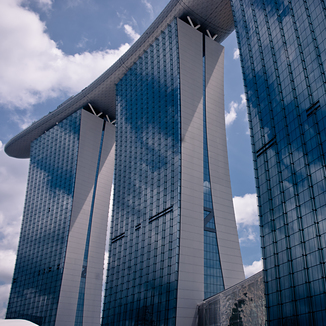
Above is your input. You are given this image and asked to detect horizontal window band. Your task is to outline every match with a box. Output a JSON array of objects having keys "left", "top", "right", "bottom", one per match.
[
  {"left": 149, "top": 206, "right": 173, "bottom": 223},
  {"left": 204, "top": 211, "right": 214, "bottom": 228},
  {"left": 256, "top": 137, "right": 276, "bottom": 158},
  {"left": 204, "top": 227, "right": 216, "bottom": 233},
  {"left": 135, "top": 223, "right": 141, "bottom": 230},
  {"left": 306, "top": 100, "right": 320, "bottom": 117},
  {"left": 111, "top": 232, "right": 125, "bottom": 243}
]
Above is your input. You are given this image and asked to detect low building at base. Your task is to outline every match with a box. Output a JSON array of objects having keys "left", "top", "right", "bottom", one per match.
[{"left": 198, "top": 271, "right": 266, "bottom": 326}]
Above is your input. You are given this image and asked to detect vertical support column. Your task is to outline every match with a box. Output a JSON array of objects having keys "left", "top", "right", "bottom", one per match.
[
  {"left": 205, "top": 37, "right": 244, "bottom": 288},
  {"left": 55, "top": 110, "right": 115, "bottom": 326},
  {"left": 83, "top": 122, "right": 115, "bottom": 325},
  {"left": 176, "top": 19, "right": 204, "bottom": 326}
]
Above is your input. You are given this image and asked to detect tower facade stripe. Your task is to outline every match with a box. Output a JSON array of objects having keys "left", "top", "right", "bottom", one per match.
[
  {"left": 205, "top": 35, "right": 245, "bottom": 289},
  {"left": 177, "top": 18, "right": 205, "bottom": 325}
]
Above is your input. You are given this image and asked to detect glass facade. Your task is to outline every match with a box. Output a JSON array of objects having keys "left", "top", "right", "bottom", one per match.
[
  {"left": 102, "top": 19, "right": 181, "bottom": 326},
  {"left": 6, "top": 110, "right": 82, "bottom": 325},
  {"left": 102, "top": 19, "right": 234, "bottom": 324},
  {"left": 231, "top": 0, "right": 326, "bottom": 324},
  {"left": 203, "top": 52, "right": 224, "bottom": 299},
  {"left": 5, "top": 1, "right": 326, "bottom": 324}
]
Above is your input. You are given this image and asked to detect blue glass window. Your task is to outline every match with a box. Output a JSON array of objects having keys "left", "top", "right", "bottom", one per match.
[
  {"left": 231, "top": 0, "right": 326, "bottom": 324},
  {"left": 102, "top": 19, "right": 181, "bottom": 326},
  {"left": 6, "top": 110, "right": 82, "bottom": 326}
]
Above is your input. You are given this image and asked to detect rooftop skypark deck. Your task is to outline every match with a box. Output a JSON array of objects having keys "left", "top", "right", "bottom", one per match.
[{"left": 5, "top": 0, "right": 234, "bottom": 159}]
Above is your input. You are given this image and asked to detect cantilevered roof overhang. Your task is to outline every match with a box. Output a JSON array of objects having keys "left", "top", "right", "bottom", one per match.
[{"left": 5, "top": 0, "right": 234, "bottom": 159}]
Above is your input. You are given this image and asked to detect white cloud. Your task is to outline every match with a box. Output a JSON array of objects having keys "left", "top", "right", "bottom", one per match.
[
  {"left": 225, "top": 101, "right": 238, "bottom": 126},
  {"left": 36, "top": 0, "right": 52, "bottom": 8},
  {"left": 244, "top": 258, "right": 263, "bottom": 278},
  {"left": 0, "top": 145, "right": 28, "bottom": 227},
  {"left": 239, "top": 226, "right": 259, "bottom": 244},
  {"left": 10, "top": 110, "right": 34, "bottom": 130},
  {"left": 26, "top": 0, "right": 53, "bottom": 11},
  {"left": 233, "top": 48, "right": 240, "bottom": 59},
  {"left": 0, "top": 0, "right": 132, "bottom": 111},
  {"left": 225, "top": 93, "right": 247, "bottom": 126},
  {"left": 233, "top": 193, "right": 259, "bottom": 226},
  {"left": 0, "top": 284, "right": 11, "bottom": 319},
  {"left": 240, "top": 93, "right": 246, "bottom": 106},
  {"left": 76, "top": 36, "right": 89, "bottom": 49},
  {"left": 141, "top": 0, "right": 154, "bottom": 18},
  {"left": 0, "top": 250, "right": 16, "bottom": 285},
  {"left": 0, "top": 141, "right": 29, "bottom": 316},
  {"left": 37, "top": 0, "right": 52, "bottom": 4},
  {"left": 0, "top": 211, "right": 22, "bottom": 254},
  {"left": 124, "top": 25, "right": 140, "bottom": 43},
  {"left": 65, "top": 0, "right": 82, "bottom": 9}
]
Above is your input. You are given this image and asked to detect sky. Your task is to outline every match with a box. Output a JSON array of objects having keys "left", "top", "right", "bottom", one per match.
[{"left": 0, "top": 0, "right": 262, "bottom": 319}]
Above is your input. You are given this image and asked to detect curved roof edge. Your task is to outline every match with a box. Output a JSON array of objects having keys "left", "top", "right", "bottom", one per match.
[{"left": 5, "top": 0, "right": 234, "bottom": 158}]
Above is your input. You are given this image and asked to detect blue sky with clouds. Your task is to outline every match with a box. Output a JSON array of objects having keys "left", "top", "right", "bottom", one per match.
[{"left": 0, "top": 0, "right": 262, "bottom": 318}]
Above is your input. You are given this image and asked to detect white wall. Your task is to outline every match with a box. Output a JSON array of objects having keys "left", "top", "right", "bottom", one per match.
[
  {"left": 55, "top": 110, "right": 115, "bottom": 326},
  {"left": 205, "top": 36, "right": 245, "bottom": 288},
  {"left": 177, "top": 19, "right": 204, "bottom": 326},
  {"left": 176, "top": 19, "right": 245, "bottom": 326}
]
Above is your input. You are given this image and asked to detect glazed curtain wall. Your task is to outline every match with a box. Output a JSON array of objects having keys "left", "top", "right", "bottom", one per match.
[
  {"left": 102, "top": 19, "right": 181, "bottom": 326},
  {"left": 6, "top": 110, "right": 81, "bottom": 325},
  {"left": 231, "top": 0, "right": 326, "bottom": 325}
]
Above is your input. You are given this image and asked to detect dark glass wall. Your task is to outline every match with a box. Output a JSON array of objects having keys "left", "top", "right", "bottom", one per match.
[
  {"left": 6, "top": 110, "right": 81, "bottom": 325},
  {"left": 101, "top": 19, "right": 181, "bottom": 326},
  {"left": 231, "top": 0, "right": 326, "bottom": 325}
]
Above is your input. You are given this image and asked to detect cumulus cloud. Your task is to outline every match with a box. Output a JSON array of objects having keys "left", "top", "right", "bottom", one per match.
[
  {"left": 225, "top": 101, "right": 238, "bottom": 126},
  {"left": 0, "top": 0, "right": 132, "bottom": 110},
  {"left": 233, "top": 193, "right": 259, "bottom": 226},
  {"left": 124, "top": 25, "right": 140, "bottom": 43},
  {"left": 225, "top": 93, "right": 246, "bottom": 126},
  {"left": 233, "top": 48, "right": 240, "bottom": 59},
  {"left": 244, "top": 258, "right": 263, "bottom": 278}
]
